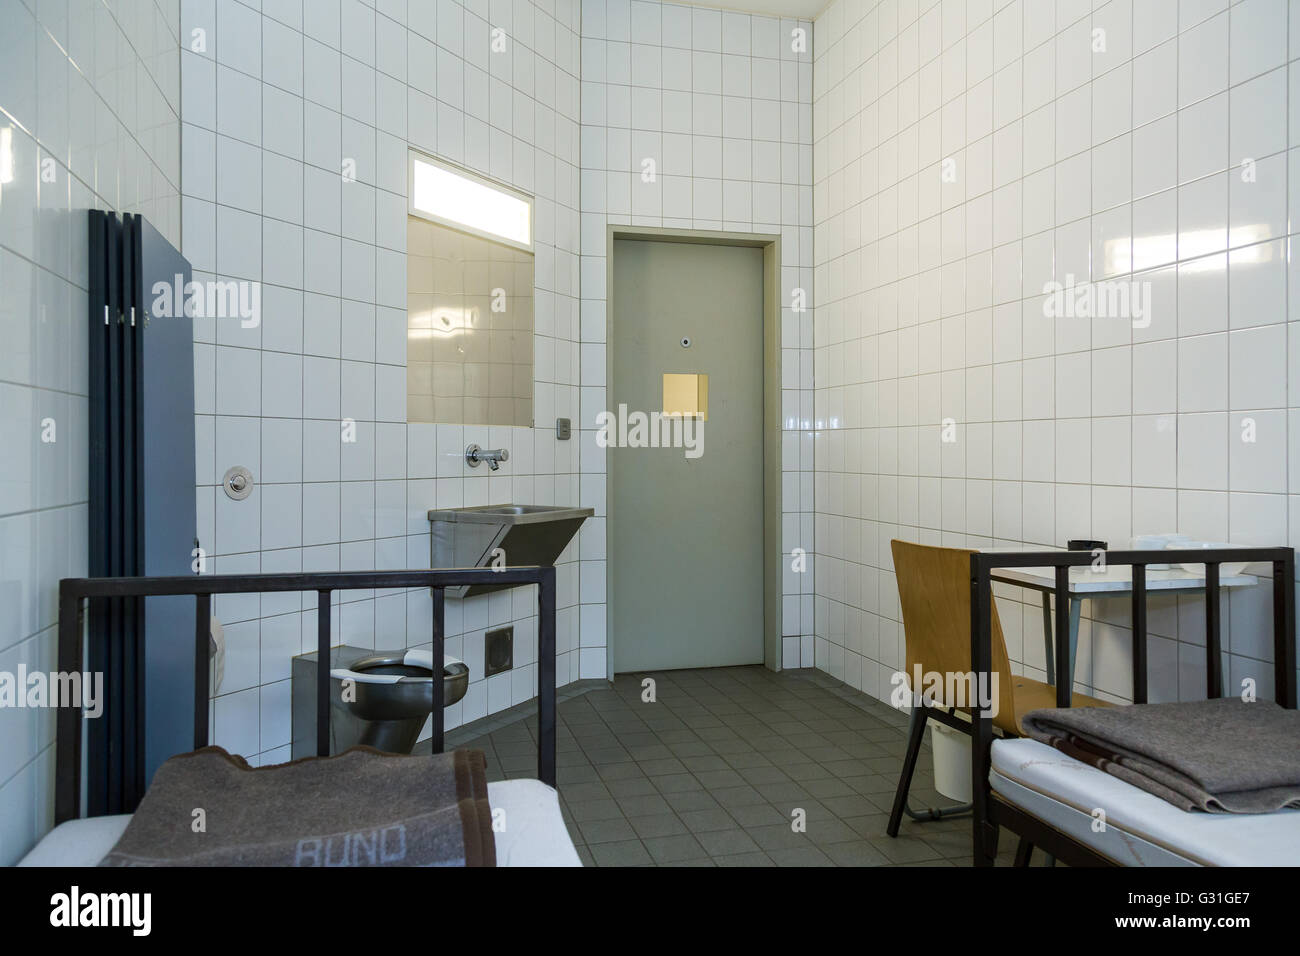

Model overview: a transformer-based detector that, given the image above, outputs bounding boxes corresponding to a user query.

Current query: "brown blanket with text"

[100,745,495,866]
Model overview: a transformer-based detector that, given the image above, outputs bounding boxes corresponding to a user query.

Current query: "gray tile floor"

[447,665,1019,867]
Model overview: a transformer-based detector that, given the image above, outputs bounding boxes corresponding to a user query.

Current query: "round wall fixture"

[680,336,692,348]
[223,465,254,500]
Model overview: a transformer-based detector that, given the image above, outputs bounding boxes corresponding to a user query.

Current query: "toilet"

[328,649,470,755]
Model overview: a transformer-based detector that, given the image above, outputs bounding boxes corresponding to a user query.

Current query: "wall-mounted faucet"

[465,443,509,471]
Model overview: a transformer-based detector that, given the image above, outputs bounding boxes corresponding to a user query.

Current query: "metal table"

[989,563,1258,692]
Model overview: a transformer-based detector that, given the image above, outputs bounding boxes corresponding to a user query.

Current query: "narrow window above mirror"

[408,150,533,252]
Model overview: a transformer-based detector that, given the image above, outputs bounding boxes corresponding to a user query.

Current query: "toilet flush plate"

[485,626,513,677]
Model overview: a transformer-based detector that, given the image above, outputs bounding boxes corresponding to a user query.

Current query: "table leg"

[1041,593,1055,684]
[1064,597,1082,695]
[1042,593,1083,693]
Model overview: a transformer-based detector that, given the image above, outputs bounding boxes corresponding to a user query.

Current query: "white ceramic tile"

[1228,240,1286,331]
[1132,414,1177,487]
[216,64,262,145]
[1132,340,1176,414]
[1229,409,1287,492]
[1092,417,1132,485]
[1178,12,1229,108]
[1178,333,1229,412]
[1178,412,1229,489]
[1229,324,1287,409]
[1230,67,1287,164]
[260,484,303,551]
[1055,418,1091,483]
[1131,187,1177,269]
[1091,346,1131,417]
[1229,153,1286,247]
[1177,254,1228,336]
[214,688,261,758]
[1133,0,1177,55]
[1229,0,1287,87]
[1177,93,1228,183]
[1132,39,1177,127]
[263,85,305,159]
[1092,135,1131,214]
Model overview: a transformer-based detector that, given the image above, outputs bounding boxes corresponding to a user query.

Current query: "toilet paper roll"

[209,616,225,694]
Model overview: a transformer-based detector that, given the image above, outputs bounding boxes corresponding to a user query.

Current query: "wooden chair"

[887,539,1111,852]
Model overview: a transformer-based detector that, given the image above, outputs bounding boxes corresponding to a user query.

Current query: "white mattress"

[489,779,582,867]
[19,779,580,868]
[991,738,1300,866]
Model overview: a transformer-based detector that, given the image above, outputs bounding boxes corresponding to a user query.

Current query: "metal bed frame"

[968,547,1298,867]
[55,566,557,825]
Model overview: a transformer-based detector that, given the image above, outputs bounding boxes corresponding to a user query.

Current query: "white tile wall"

[812,0,1299,707]
[579,0,817,670]
[0,0,182,865]
[183,0,585,764]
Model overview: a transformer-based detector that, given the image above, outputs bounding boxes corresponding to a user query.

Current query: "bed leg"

[537,569,556,788]
[1014,837,1033,867]
[973,821,998,867]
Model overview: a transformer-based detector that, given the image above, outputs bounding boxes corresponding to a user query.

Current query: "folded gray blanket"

[1021,698,1300,814]
[101,745,496,866]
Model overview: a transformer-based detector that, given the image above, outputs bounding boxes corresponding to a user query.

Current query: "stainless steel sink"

[427,503,594,597]
[432,504,592,522]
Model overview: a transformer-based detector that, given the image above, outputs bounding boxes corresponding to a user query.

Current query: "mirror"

[406,217,533,427]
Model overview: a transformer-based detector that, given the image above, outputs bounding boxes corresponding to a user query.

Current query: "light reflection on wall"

[0,126,14,185]
[1106,223,1271,276]
[407,306,482,339]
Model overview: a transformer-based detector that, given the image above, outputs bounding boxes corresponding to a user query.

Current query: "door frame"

[604,224,783,676]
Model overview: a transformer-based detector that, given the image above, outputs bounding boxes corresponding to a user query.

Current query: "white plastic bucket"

[931,721,972,802]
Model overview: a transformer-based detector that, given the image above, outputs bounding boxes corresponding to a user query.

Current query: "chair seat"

[1010,675,1111,734]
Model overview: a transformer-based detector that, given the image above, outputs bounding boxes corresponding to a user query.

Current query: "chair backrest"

[890,539,1016,732]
